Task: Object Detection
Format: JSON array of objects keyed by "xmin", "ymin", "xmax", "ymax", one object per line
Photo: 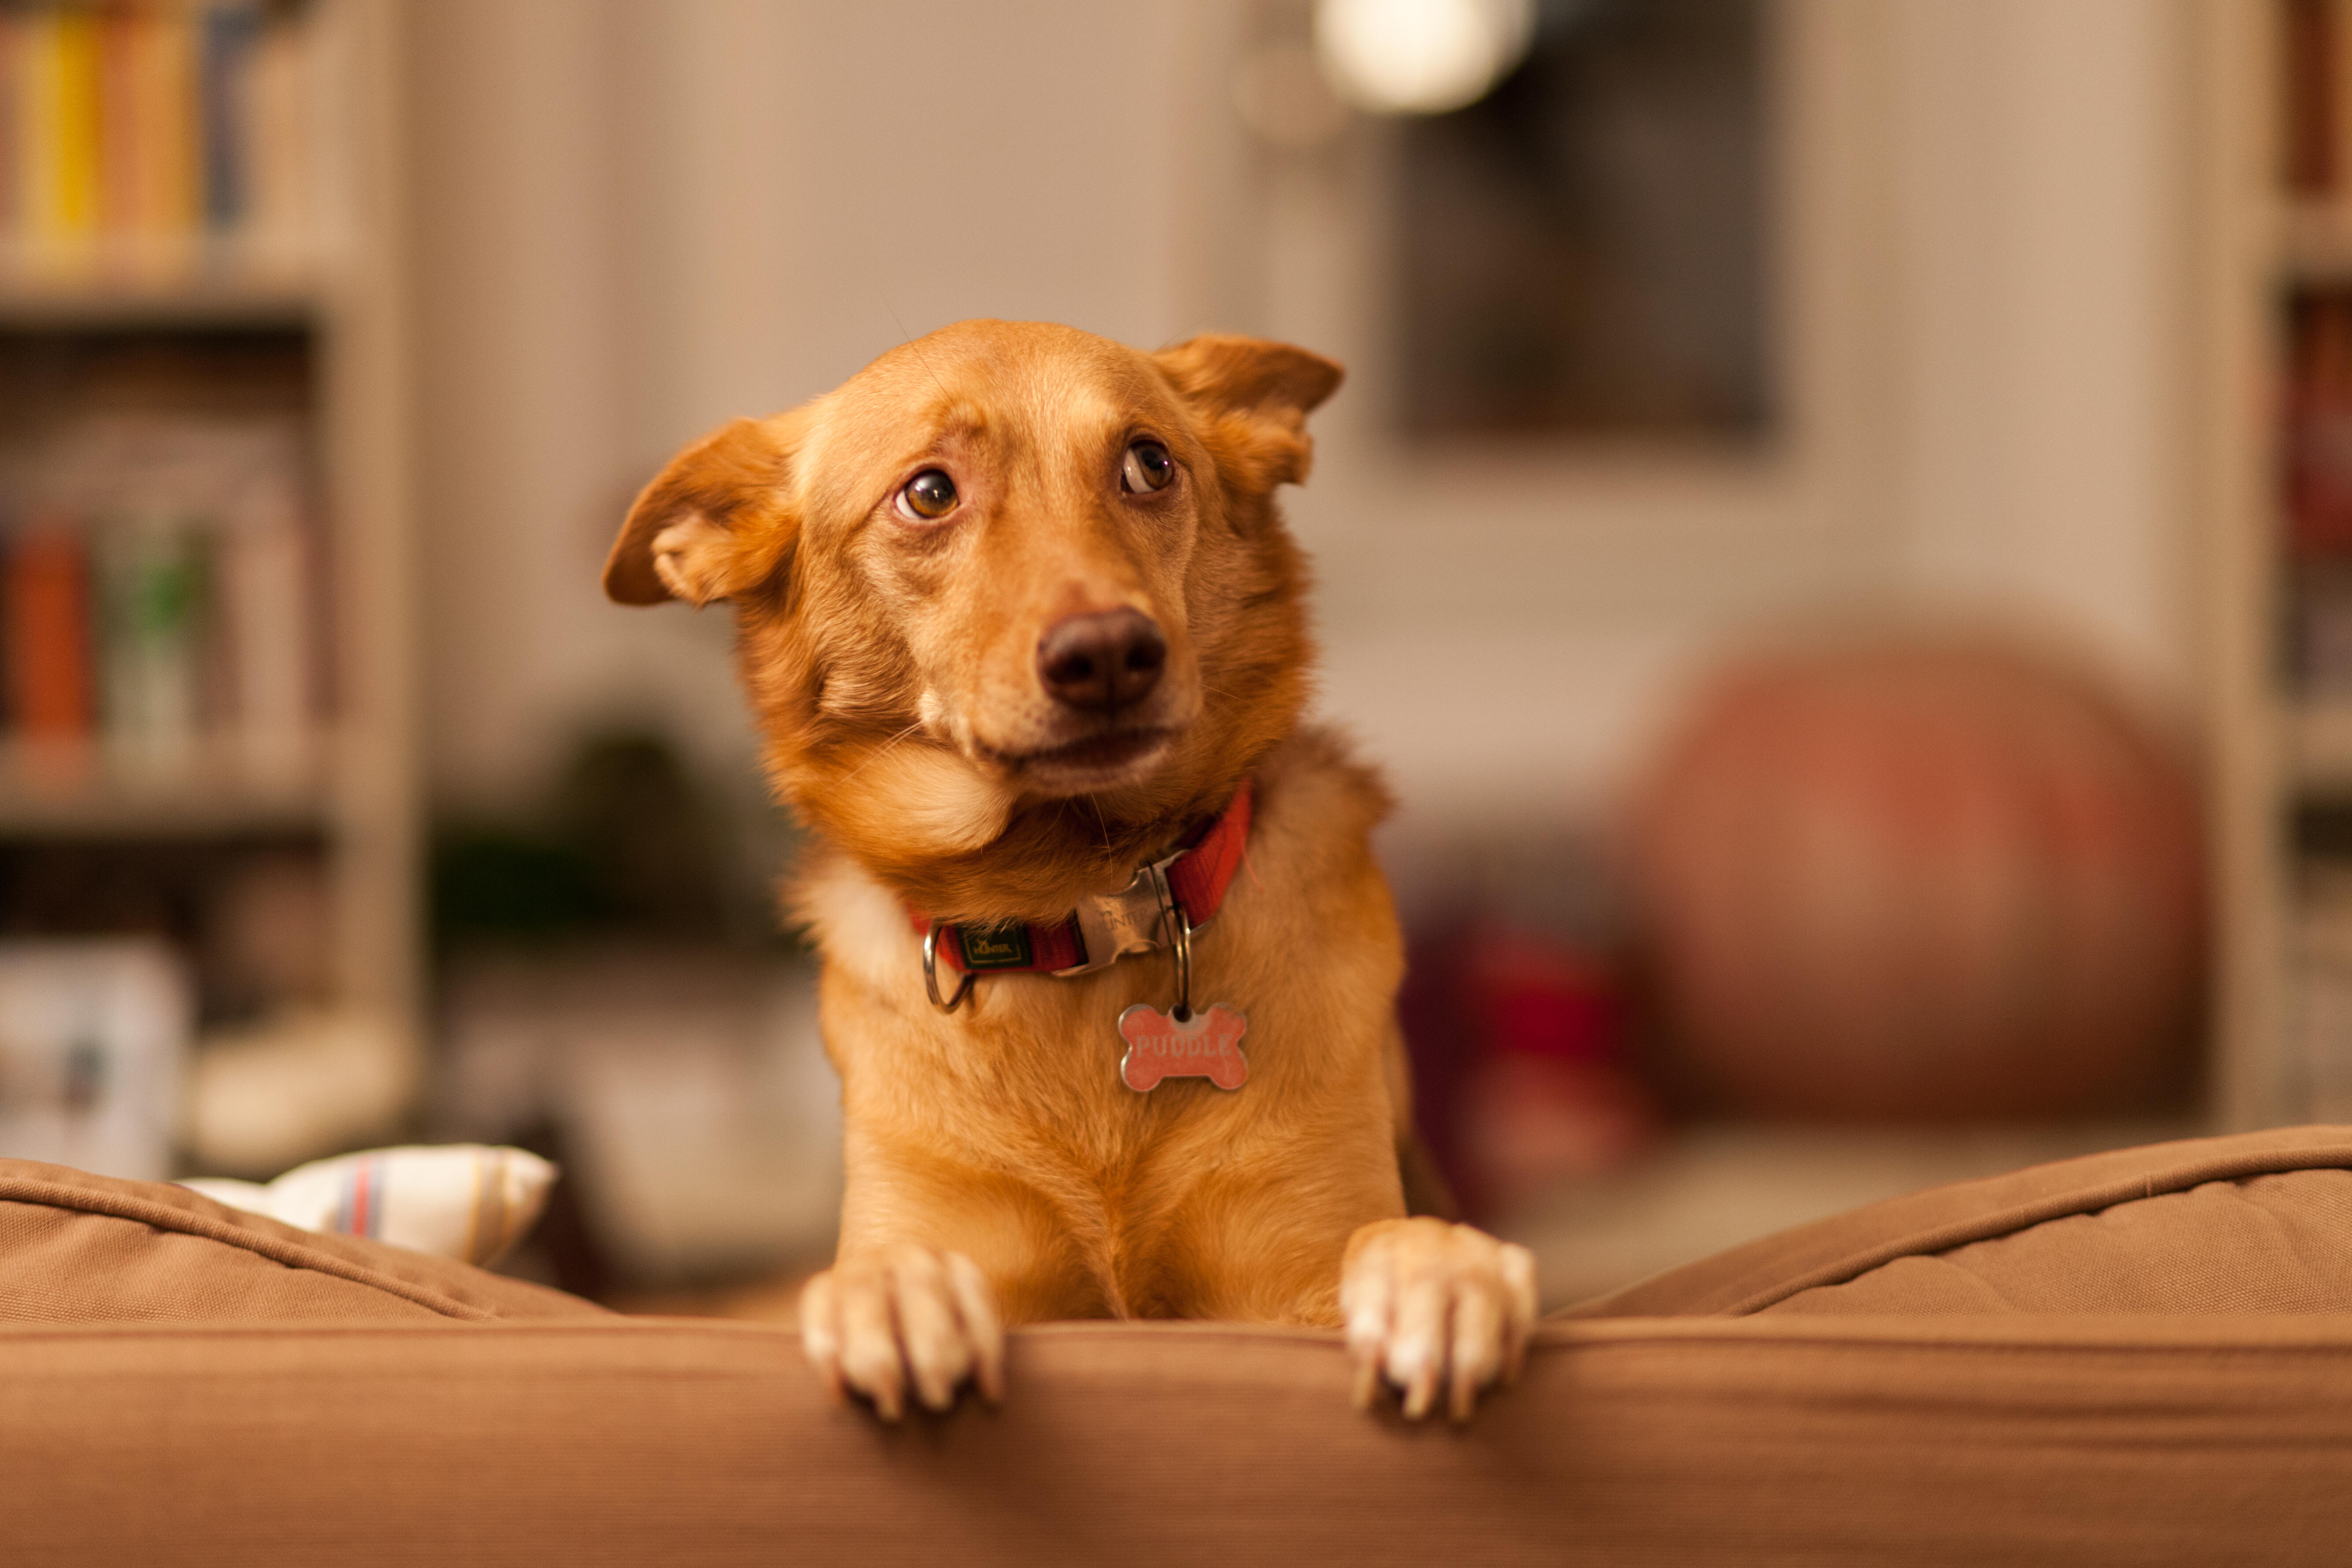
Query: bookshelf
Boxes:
[
  {"xmin": 0, "ymin": 0, "xmax": 417, "ymax": 1164},
  {"xmin": 2200, "ymin": 0, "xmax": 2352, "ymax": 1129}
]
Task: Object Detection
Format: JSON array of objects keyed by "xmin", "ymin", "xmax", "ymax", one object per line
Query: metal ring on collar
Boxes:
[
  {"xmin": 923, "ymin": 926, "xmax": 976, "ymax": 1014},
  {"xmin": 1150, "ymin": 867, "xmax": 1194, "ymax": 1022},
  {"xmin": 1169, "ymin": 902, "xmax": 1193, "ymax": 1021}
]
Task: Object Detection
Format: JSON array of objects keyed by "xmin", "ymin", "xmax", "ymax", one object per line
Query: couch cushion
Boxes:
[
  {"xmin": 0, "ymin": 1159, "xmax": 605, "ymax": 1324},
  {"xmin": 1566, "ymin": 1125, "xmax": 2352, "ymax": 1318}
]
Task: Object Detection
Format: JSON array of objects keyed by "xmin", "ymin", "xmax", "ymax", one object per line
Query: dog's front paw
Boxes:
[
  {"xmin": 798, "ymin": 1245, "xmax": 1004, "ymax": 1420},
  {"xmin": 1341, "ymin": 1217, "xmax": 1537, "ymax": 1422}
]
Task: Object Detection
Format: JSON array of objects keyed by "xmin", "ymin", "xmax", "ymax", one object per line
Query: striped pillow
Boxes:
[{"xmin": 182, "ymin": 1145, "xmax": 555, "ymax": 1266}]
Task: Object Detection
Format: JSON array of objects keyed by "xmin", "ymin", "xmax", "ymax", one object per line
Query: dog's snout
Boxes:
[{"xmin": 1037, "ymin": 608, "xmax": 1166, "ymax": 713}]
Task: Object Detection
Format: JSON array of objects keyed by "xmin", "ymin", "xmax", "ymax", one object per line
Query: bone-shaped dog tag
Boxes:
[{"xmin": 1117, "ymin": 1003, "xmax": 1249, "ymax": 1092}]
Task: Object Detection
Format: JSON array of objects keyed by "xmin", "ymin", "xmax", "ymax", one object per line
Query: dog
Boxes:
[{"xmin": 604, "ymin": 320, "xmax": 1537, "ymax": 1421}]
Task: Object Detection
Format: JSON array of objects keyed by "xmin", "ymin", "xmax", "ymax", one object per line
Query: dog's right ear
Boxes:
[{"xmin": 604, "ymin": 414, "xmax": 801, "ymax": 607}]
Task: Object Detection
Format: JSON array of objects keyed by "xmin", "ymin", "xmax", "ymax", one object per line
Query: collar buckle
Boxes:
[{"xmin": 1055, "ymin": 849, "xmax": 1187, "ymax": 977}]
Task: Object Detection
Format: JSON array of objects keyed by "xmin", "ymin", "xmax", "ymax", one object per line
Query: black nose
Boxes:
[{"xmin": 1037, "ymin": 608, "xmax": 1166, "ymax": 713}]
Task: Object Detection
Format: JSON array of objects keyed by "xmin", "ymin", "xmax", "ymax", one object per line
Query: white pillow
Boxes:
[{"xmin": 182, "ymin": 1144, "xmax": 555, "ymax": 1266}]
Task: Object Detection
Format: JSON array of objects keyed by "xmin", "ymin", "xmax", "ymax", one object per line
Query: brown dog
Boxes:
[{"xmin": 605, "ymin": 320, "xmax": 1536, "ymax": 1420}]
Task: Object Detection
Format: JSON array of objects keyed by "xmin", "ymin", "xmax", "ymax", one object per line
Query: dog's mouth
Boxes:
[{"xmin": 990, "ymin": 727, "xmax": 1177, "ymax": 793}]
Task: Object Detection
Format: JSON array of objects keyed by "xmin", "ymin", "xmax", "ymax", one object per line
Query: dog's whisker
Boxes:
[{"xmin": 876, "ymin": 287, "xmax": 959, "ymax": 409}]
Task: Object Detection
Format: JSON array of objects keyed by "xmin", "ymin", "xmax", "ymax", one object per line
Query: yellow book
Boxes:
[{"xmin": 50, "ymin": 6, "xmax": 103, "ymax": 258}]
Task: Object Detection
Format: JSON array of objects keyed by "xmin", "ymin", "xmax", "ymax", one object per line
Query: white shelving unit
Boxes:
[
  {"xmin": 2198, "ymin": 0, "xmax": 2352, "ymax": 1131},
  {"xmin": 0, "ymin": 0, "xmax": 419, "ymax": 1077}
]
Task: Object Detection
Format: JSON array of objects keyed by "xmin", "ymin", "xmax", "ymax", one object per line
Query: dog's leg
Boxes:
[
  {"xmin": 798, "ymin": 1245, "xmax": 1004, "ymax": 1420},
  {"xmin": 1382, "ymin": 1021, "xmax": 1460, "ymax": 1220},
  {"xmin": 1340, "ymin": 1217, "xmax": 1537, "ymax": 1422}
]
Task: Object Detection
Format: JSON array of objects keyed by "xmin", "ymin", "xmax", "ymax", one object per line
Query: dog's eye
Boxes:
[
  {"xmin": 1121, "ymin": 441, "xmax": 1175, "ymax": 494},
  {"xmin": 897, "ymin": 469, "xmax": 958, "ymax": 520}
]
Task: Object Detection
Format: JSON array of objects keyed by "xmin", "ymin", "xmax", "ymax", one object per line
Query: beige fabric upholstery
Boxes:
[
  {"xmin": 1767, "ymin": 1168, "xmax": 2352, "ymax": 1315},
  {"xmin": 1567, "ymin": 1124, "xmax": 2352, "ymax": 1318},
  {"xmin": 0, "ymin": 1159, "xmax": 602, "ymax": 1324},
  {"xmin": 7, "ymin": 1315, "xmax": 2352, "ymax": 1565},
  {"xmin": 10, "ymin": 1134, "xmax": 2352, "ymax": 1561}
]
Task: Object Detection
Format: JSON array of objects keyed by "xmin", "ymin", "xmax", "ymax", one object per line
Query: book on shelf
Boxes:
[
  {"xmin": 96, "ymin": 512, "xmax": 207, "ymax": 773},
  {"xmin": 2281, "ymin": 0, "xmax": 2352, "ymax": 203},
  {"xmin": 2284, "ymin": 289, "xmax": 2352, "ymax": 689},
  {"xmin": 0, "ymin": 411, "xmax": 323, "ymax": 793},
  {"xmin": 2292, "ymin": 567, "xmax": 2352, "ymax": 693},
  {"xmin": 2287, "ymin": 289, "xmax": 2352, "ymax": 555},
  {"xmin": 2, "ymin": 520, "xmax": 96, "ymax": 767},
  {"xmin": 0, "ymin": 0, "xmax": 314, "ymax": 287},
  {"xmin": 2286, "ymin": 0, "xmax": 2343, "ymax": 198}
]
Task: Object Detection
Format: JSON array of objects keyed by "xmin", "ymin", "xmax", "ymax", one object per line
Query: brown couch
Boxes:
[{"xmin": 10, "ymin": 1127, "xmax": 2352, "ymax": 1564}]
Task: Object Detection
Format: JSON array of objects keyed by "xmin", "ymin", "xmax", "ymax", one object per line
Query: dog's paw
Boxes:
[
  {"xmin": 798, "ymin": 1245, "xmax": 1004, "ymax": 1420},
  {"xmin": 1341, "ymin": 1217, "xmax": 1538, "ymax": 1422}
]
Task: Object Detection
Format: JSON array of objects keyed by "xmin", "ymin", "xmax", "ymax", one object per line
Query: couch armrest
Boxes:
[
  {"xmin": 1566, "ymin": 1125, "xmax": 2352, "ymax": 1318},
  {"xmin": 8, "ymin": 1315, "xmax": 2352, "ymax": 1564}
]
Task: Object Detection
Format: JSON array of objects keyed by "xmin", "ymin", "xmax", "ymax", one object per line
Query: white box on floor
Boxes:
[{"xmin": 0, "ymin": 939, "xmax": 190, "ymax": 1182}]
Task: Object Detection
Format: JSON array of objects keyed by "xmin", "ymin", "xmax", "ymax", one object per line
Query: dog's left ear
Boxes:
[
  {"xmin": 604, "ymin": 413, "xmax": 802, "ymax": 607},
  {"xmin": 1152, "ymin": 334, "xmax": 1344, "ymax": 493}
]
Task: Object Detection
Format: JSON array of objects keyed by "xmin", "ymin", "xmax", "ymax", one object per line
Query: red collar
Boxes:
[{"xmin": 912, "ymin": 779, "xmax": 1254, "ymax": 982}]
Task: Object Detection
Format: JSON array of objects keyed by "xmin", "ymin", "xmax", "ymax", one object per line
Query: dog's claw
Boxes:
[
  {"xmin": 1340, "ymin": 1218, "xmax": 1537, "ymax": 1422},
  {"xmin": 799, "ymin": 1244, "xmax": 1003, "ymax": 1419},
  {"xmin": 946, "ymin": 1251, "xmax": 1006, "ymax": 1403},
  {"xmin": 798, "ymin": 1270, "xmax": 848, "ymax": 1404}
]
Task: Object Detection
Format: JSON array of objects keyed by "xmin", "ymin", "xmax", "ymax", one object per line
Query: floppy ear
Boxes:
[
  {"xmin": 1151, "ymin": 334, "xmax": 1344, "ymax": 492},
  {"xmin": 603, "ymin": 414, "xmax": 801, "ymax": 607}
]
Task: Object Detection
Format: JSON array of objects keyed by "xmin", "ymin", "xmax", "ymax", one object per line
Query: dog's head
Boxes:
[{"xmin": 604, "ymin": 320, "xmax": 1341, "ymax": 916}]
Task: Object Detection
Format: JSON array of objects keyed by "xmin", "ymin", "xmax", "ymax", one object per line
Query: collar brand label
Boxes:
[{"xmin": 957, "ymin": 921, "xmax": 1035, "ymax": 971}]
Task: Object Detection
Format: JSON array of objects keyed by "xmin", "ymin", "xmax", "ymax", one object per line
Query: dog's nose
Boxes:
[{"xmin": 1037, "ymin": 608, "xmax": 1166, "ymax": 713}]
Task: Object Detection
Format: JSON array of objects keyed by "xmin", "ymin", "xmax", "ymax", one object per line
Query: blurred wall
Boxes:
[
  {"xmin": 1881, "ymin": 0, "xmax": 2190, "ymax": 697},
  {"xmin": 1266, "ymin": 0, "xmax": 2196, "ymax": 822},
  {"xmin": 407, "ymin": 0, "xmax": 2197, "ymax": 842},
  {"xmin": 410, "ymin": 0, "xmax": 1188, "ymax": 819}
]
